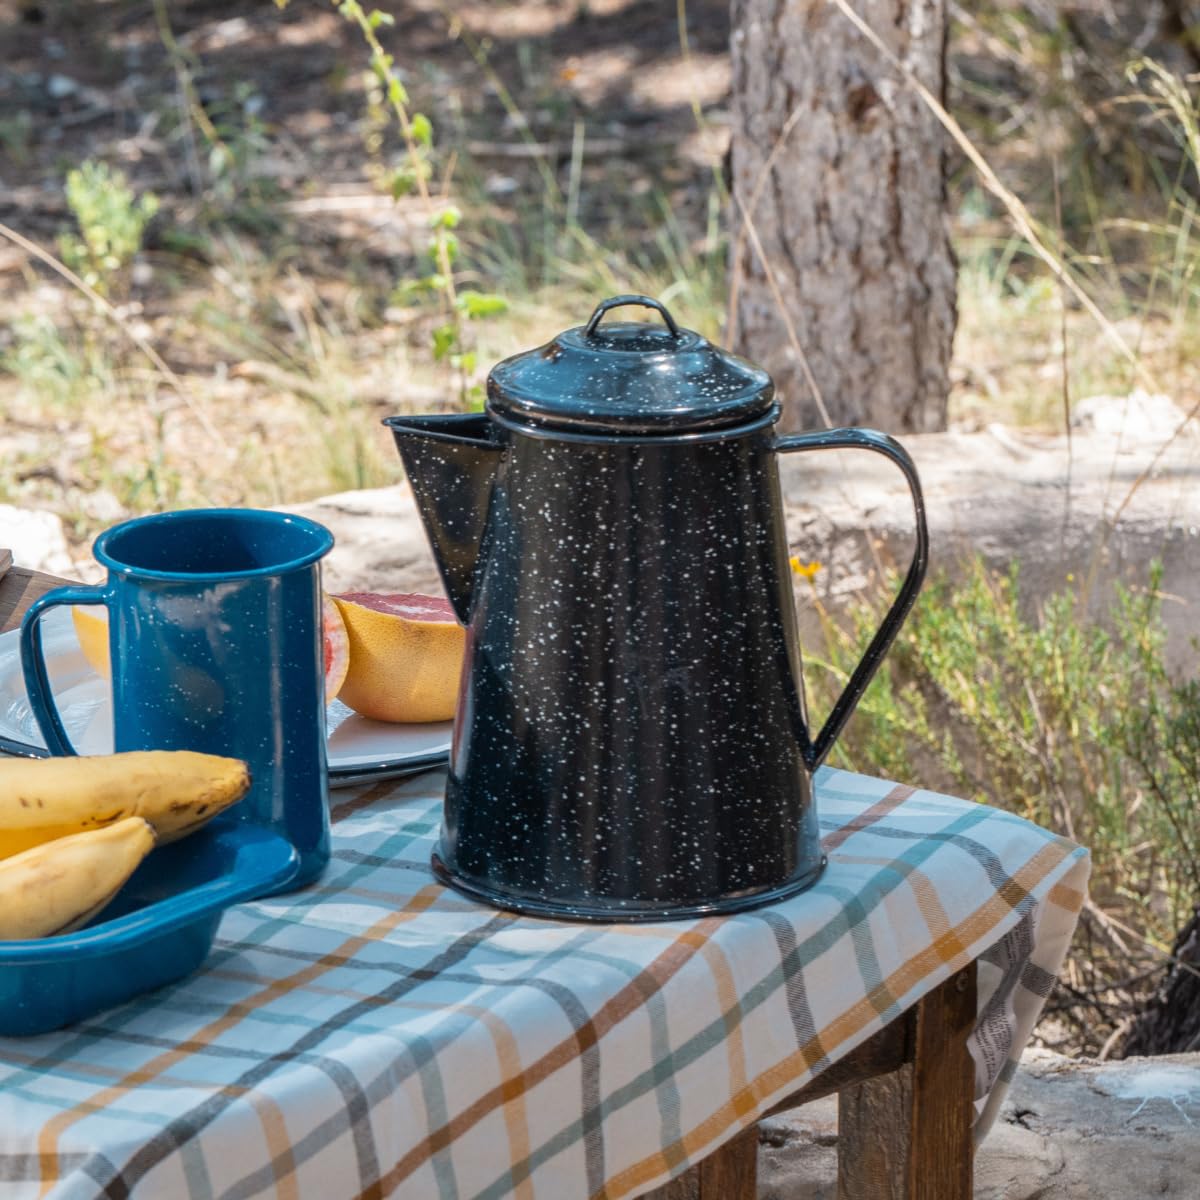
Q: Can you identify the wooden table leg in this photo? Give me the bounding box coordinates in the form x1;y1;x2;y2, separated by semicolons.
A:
642;961;976;1200
837;963;977;1199
640;1124;758;1199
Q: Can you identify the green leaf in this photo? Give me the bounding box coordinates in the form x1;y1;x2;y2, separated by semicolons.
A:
387;77;408;106
390;167;415;198
432;324;457;361
367;8;394;28
411;112;433;147
430;205;461;230
458;290;509;319
391;276;437;303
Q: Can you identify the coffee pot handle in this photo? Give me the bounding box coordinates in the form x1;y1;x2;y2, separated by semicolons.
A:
774;428;929;769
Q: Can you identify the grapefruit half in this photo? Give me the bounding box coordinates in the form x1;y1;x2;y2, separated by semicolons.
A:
71;605;111;679
331;592;465;723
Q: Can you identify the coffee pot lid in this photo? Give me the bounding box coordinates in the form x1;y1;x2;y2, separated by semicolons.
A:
486;294;774;435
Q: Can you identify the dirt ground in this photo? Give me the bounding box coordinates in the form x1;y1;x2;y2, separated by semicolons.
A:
0;0;734;538
0;0;731;240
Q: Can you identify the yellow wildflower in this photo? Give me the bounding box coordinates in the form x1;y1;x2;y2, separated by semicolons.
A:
789;556;822;580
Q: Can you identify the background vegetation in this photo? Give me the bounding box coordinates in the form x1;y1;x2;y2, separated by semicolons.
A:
2;0;1198;1053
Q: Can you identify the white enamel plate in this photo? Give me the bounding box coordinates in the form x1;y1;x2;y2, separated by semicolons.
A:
0;608;451;787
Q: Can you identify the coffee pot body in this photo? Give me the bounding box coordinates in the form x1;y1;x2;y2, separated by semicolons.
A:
387;296;927;920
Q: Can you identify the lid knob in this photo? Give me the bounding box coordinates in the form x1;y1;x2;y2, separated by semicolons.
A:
486;293;774;435
584;294;681;341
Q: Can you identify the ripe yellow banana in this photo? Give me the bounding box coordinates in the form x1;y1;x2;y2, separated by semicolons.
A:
0;816;155;940
0;750;251;860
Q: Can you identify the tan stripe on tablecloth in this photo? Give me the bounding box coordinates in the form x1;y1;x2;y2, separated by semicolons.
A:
821;783;915;852
825;852;968;1020
1047;879;1086;914
657;938;755;1178
246;1091;299;1200
838;853;965;967
330;779;407;822
601;839;1072;1198
35;884;444;1197
453;1002;536;1200
356;920;723;1199
699;943;751;1106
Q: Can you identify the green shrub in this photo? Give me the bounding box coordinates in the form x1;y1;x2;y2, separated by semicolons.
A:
809;558;1199;944
58;161;159;296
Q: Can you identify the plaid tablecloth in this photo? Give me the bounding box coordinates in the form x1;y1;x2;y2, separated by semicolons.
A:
0;766;1088;1200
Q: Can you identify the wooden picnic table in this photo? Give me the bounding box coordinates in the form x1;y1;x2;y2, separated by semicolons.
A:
0;554;1083;1200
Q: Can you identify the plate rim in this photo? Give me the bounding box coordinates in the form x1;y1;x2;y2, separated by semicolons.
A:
0;613;451;785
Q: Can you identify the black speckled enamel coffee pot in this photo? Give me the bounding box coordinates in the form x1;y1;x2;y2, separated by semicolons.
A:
386;295;928;921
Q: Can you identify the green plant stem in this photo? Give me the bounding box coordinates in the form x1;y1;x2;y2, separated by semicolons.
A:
151;0;234;181
332;0;464;382
436;5;564;210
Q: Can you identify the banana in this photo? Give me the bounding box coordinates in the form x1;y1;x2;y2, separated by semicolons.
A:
0;750;251;860
0;816;155;940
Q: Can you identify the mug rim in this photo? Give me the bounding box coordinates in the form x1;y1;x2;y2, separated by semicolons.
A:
93;508;334;582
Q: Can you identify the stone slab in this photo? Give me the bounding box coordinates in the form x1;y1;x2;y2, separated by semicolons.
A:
285;414;1200;670
758;1048;1200;1199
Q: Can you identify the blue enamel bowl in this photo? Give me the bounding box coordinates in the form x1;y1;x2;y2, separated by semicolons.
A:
0;819;299;1037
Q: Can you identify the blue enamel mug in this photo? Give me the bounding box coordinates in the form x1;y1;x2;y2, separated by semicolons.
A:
19;508;333;889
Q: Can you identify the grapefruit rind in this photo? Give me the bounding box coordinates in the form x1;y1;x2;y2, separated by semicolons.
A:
331;593;465;724
322;596;351;703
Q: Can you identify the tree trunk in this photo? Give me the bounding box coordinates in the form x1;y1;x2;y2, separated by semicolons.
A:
1119;906;1200;1057
728;0;956;432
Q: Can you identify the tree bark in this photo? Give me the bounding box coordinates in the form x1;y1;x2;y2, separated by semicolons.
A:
728;0;956;433
1119;905;1200;1057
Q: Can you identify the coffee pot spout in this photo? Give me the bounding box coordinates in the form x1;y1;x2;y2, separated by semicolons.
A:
384;413;501;624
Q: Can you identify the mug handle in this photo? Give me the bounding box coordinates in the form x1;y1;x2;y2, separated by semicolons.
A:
19;585;110;757
775;428;929;770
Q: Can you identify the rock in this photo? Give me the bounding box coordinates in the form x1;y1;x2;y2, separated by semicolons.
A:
983;1049;1200;1197
972;1115;1066;1200
1070;390;1190;439
484;173;520;197
283;484;445;598
758;1048;1200;1198
759;1097;837;1200
0;504;75;576
284;422;1200;672
46;73;77;99
777;421;1200;673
